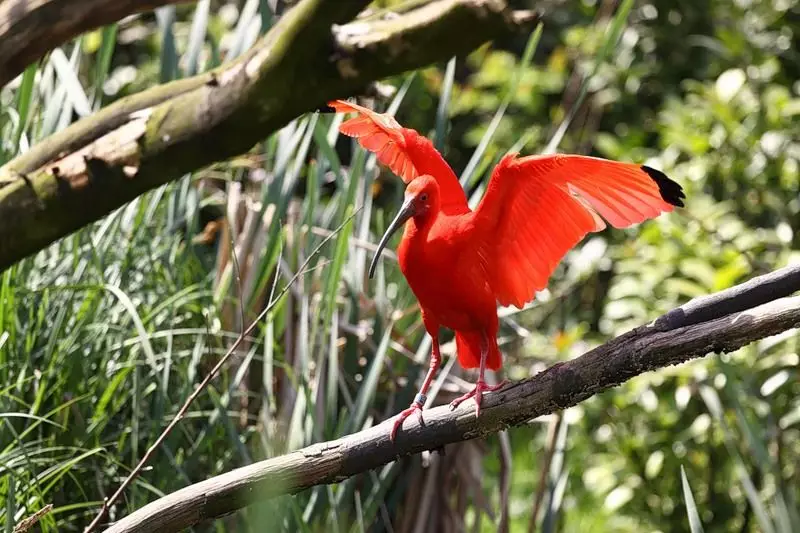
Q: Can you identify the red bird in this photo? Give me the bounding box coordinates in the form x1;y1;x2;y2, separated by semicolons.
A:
329;99;684;439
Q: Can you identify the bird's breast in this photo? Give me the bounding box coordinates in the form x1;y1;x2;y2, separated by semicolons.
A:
397;231;496;331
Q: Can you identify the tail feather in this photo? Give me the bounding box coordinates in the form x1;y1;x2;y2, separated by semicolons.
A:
455;330;502;370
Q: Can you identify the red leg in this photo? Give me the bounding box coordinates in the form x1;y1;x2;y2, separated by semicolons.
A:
391;334;441;440
449;333;507;417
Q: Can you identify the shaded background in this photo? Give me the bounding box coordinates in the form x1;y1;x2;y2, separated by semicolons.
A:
0;0;798;531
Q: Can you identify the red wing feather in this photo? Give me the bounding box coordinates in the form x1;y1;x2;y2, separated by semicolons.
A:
328;99;469;213
475;153;684;308
328;100;417;182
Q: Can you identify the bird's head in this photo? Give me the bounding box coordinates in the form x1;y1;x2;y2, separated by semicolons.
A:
369;175;440;279
404;175;440;218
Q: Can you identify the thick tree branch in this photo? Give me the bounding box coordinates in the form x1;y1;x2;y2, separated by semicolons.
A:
654;262;800;329
0;0;190;88
103;265;800;533
0;0;538;271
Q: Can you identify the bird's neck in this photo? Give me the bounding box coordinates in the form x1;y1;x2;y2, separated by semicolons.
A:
403;211;437;241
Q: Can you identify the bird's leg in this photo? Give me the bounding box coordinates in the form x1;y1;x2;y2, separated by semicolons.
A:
391;336;441;440
449;334;508;417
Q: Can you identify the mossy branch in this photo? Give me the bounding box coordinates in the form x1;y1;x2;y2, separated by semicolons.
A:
101;264;800;533
0;0;538;271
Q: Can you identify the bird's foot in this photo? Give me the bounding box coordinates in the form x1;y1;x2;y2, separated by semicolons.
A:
448;380;509;417
390;396;426;441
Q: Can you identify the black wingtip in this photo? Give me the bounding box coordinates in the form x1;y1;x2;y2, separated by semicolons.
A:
641;165;685;208
315;103;337;114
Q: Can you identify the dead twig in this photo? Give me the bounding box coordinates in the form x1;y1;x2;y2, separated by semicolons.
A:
13;504;53;533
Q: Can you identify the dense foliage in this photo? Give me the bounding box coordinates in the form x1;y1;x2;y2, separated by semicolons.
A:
0;0;798;531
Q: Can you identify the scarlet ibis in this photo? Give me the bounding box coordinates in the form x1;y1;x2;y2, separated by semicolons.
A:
329;99;684;439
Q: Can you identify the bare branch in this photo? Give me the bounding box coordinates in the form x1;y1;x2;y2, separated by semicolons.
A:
0;0;538;271
654;262;800;329
0;0;190;88
103;265;800;533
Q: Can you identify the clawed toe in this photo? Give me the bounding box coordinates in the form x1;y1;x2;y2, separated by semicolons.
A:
484;379;509;392
390;403;425;440
448;380;507;417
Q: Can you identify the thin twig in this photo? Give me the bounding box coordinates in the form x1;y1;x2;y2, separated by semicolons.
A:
497;430;513;533
228;200;246;333
309;225;396;259
13;504;53;533
84;207;362;532
527;412;563;533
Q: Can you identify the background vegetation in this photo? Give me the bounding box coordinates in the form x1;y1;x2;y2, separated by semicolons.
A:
1;0;798;531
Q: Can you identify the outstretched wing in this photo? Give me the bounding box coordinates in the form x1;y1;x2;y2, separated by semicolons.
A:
328;99;468;213
474;153;684;308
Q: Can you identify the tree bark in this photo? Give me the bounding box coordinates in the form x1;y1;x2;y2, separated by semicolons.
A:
0;0;538;271
102;264;800;533
0;0;190;88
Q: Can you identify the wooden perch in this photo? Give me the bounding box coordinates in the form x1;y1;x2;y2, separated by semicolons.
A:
0;0;190;88
102;264;800;533
0;0;539;271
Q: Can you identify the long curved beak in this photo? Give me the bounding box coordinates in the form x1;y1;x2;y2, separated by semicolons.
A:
369;196;415;279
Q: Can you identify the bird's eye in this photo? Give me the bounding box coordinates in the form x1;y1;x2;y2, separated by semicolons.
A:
420;193;429;202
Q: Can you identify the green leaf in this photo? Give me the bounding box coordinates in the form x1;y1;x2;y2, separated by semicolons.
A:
156;6;179;82
13;63;37;152
460;23;543;188
347;326;393;434
92;24;118;108
184;0;210;77
544;0;635;154
681;465;705;533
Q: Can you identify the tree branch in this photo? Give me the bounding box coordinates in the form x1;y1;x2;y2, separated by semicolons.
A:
0;0;538;271
103;264;800;533
0;0;190;88
653;262;800;329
